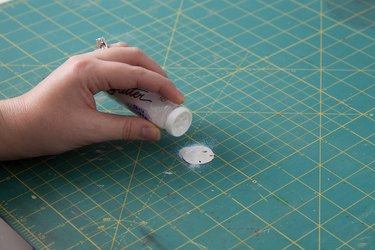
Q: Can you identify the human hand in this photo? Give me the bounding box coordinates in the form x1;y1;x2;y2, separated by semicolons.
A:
0;42;184;160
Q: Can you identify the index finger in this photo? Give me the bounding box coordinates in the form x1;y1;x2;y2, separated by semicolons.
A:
91;47;168;78
88;60;184;104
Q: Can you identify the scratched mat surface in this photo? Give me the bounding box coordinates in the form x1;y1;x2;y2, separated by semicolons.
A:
0;0;374;249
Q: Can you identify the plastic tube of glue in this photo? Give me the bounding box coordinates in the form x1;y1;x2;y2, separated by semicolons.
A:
96;37;192;137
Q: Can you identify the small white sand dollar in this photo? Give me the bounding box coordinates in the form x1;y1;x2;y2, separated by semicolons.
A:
179;145;214;165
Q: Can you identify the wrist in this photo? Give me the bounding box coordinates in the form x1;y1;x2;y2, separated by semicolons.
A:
0;97;29;161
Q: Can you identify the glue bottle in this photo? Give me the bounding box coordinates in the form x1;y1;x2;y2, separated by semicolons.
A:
95;37;192;137
107;88;192;137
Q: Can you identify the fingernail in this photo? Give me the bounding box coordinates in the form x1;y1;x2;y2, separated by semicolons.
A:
163;70;169;78
178;91;185;103
141;127;161;141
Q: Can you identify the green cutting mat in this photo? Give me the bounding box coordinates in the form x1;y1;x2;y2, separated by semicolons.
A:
1;0;374;249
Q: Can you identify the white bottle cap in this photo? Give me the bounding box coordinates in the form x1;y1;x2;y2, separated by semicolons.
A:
165;107;192;137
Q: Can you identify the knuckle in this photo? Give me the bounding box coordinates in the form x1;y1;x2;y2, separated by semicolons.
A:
131;66;146;77
116;42;128;47
131;47;144;57
121;120;135;140
68;55;93;75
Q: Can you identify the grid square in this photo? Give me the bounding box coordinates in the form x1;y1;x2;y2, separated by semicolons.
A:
227;180;269;207
323;211;368;243
250;197;293;223
145;225;189;249
347;228;374;250
245;225;292;249
201;194;243;223
324;151;363;179
324;182;365;209
256;166;294;191
296;229;319;249
216;23;244;38
275;180;316;208
53;12;82;28
348;197;374;227
173;210;217;239
320;229;344;249
324;126;363;153
195;225;242;249
346;167;375;194
274;211;316;240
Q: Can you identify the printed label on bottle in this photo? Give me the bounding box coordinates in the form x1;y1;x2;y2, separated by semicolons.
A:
107;88;152;102
126;103;150;120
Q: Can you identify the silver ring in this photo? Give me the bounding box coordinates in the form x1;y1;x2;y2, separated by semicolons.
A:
96;37;108;49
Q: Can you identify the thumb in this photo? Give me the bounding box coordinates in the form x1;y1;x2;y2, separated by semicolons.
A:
90;112;161;142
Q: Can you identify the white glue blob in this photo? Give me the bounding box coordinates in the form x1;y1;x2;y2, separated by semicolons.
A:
179;145;214;165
